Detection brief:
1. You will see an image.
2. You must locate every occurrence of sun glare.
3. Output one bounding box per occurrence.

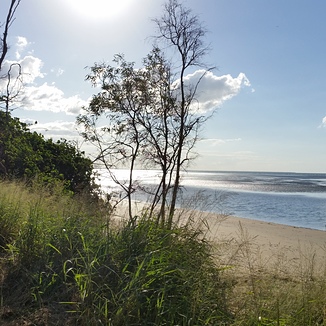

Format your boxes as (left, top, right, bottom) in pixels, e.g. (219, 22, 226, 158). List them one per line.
(67, 0, 132, 21)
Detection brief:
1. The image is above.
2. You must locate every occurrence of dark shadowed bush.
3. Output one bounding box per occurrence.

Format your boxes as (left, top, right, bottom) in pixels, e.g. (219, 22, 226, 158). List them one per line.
(0, 111, 97, 195)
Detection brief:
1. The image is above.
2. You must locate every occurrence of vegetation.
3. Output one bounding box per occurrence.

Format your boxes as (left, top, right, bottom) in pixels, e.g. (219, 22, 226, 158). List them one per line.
(0, 111, 96, 194)
(78, 0, 213, 227)
(0, 180, 231, 325)
(1, 1, 325, 325)
(0, 180, 326, 325)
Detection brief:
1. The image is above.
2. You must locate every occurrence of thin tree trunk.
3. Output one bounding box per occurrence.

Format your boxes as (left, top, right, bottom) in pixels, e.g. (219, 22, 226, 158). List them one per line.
(168, 66, 186, 228)
(0, 1, 21, 71)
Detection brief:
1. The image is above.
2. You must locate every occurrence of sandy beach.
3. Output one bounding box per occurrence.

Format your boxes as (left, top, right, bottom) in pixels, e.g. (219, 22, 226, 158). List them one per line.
(207, 213, 326, 251)
(195, 211, 326, 274)
(115, 203, 326, 273)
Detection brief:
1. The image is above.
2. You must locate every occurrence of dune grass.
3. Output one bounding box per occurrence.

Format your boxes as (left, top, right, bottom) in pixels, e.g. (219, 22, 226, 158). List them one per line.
(0, 180, 231, 325)
(0, 180, 325, 325)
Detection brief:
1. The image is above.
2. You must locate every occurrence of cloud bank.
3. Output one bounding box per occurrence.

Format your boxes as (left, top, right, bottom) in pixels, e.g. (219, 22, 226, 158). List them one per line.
(1, 37, 252, 131)
(28, 120, 78, 140)
(181, 70, 252, 113)
(0, 36, 86, 115)
(19, 82, 88, 115)
(199, 137, 242, 146)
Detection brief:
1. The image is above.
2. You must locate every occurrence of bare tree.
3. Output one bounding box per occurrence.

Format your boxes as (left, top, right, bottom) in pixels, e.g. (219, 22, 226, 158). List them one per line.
(0, 0, 23, 119)
(0, 0, 22, 72)
(153, 0, 212, 227)
(0, 62, 23, 119)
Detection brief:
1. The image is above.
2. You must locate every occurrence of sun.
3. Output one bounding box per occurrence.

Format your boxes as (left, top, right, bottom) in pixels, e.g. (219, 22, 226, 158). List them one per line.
(67, 0, 132, 21)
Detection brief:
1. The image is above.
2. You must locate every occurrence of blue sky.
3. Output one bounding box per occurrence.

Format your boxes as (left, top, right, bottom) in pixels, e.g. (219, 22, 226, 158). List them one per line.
(1, 0, 326, 172)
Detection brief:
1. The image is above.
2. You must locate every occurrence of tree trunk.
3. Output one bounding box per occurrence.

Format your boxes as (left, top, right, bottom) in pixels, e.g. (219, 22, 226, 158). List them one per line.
(168, 66, 186, 228)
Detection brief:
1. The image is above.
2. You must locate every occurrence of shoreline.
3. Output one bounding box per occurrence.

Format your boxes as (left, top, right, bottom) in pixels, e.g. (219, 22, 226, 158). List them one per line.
(115, 202, 326, 271)
(123, 201, 326, 249)
(196, 211, 326, 272)
(207, 213, 326, 245)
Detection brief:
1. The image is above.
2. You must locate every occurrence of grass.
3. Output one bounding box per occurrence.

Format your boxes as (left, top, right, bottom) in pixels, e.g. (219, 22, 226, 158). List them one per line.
(0, 180, 231, 325)
(216, 223, 326, 325)
(0, 180, 325, 325)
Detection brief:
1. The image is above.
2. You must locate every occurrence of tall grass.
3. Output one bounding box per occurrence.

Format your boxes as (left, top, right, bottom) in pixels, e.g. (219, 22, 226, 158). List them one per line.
(0, 180, 231, 325)
(1, 180, 326, 325)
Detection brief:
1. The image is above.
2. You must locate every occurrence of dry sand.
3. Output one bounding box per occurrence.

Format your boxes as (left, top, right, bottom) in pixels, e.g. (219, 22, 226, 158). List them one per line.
(115, 203, 326, 274)
(196, 211, 326, 274)
(207, 213, 326, 252)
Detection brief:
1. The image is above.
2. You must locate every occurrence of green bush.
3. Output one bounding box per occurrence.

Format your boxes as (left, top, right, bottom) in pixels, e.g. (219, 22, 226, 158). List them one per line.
(0, 111, 97, 195)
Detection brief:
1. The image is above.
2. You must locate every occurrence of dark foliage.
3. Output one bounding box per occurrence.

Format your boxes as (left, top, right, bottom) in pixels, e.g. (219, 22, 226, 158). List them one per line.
(0, 111, 96, 194)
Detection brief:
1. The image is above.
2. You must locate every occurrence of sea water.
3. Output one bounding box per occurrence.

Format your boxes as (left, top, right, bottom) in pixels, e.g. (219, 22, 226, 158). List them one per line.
(97, 169, 326, 231)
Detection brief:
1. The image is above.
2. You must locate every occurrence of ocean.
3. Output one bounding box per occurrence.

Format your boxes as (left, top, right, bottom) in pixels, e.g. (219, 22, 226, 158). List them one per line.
(97, 169, 326, 231)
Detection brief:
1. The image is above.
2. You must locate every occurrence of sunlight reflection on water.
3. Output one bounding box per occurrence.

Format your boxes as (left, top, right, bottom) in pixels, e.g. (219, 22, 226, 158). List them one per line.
(96, 169, 326, 230)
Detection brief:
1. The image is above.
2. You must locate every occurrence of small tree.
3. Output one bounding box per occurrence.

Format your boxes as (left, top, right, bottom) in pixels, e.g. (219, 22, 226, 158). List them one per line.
(153, 0, 212, 227)
(139, 48, 178, 224)
(78, 55, 147, 221)
(78, 49, 177, 223)
(139, 47, 210, 225)
(0, 0, 23, 119)
(78, 0, 213, 227)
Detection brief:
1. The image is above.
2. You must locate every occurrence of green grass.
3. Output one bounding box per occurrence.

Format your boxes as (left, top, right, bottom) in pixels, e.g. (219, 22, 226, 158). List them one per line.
(0, 180, 231, 325)
(0, 180, 326, 325)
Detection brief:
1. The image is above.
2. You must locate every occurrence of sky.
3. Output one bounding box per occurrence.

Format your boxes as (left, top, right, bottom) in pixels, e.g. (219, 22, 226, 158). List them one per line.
(1, 0, 326, 173)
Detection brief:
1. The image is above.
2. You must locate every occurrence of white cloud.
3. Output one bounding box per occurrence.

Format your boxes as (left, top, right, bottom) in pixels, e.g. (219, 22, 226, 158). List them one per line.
(0, 55, 44, 88)
(19, 82, 88, 115)
(200, 138, 242, 146)
(50, 67, 65, 77)
(29, 120, 78, 139)
(4, 37, 42, 83)
(178, 70, 251, 113)
(0, 37, 86, 116)
(1, 36, 250, 119)
(15, 36, 29, 59)
(20, 55, 45, 82)
(322, 116, 326, 127)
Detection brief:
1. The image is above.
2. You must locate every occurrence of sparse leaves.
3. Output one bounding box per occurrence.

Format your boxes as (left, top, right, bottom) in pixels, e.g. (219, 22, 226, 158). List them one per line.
(78, 0, 213, 227)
